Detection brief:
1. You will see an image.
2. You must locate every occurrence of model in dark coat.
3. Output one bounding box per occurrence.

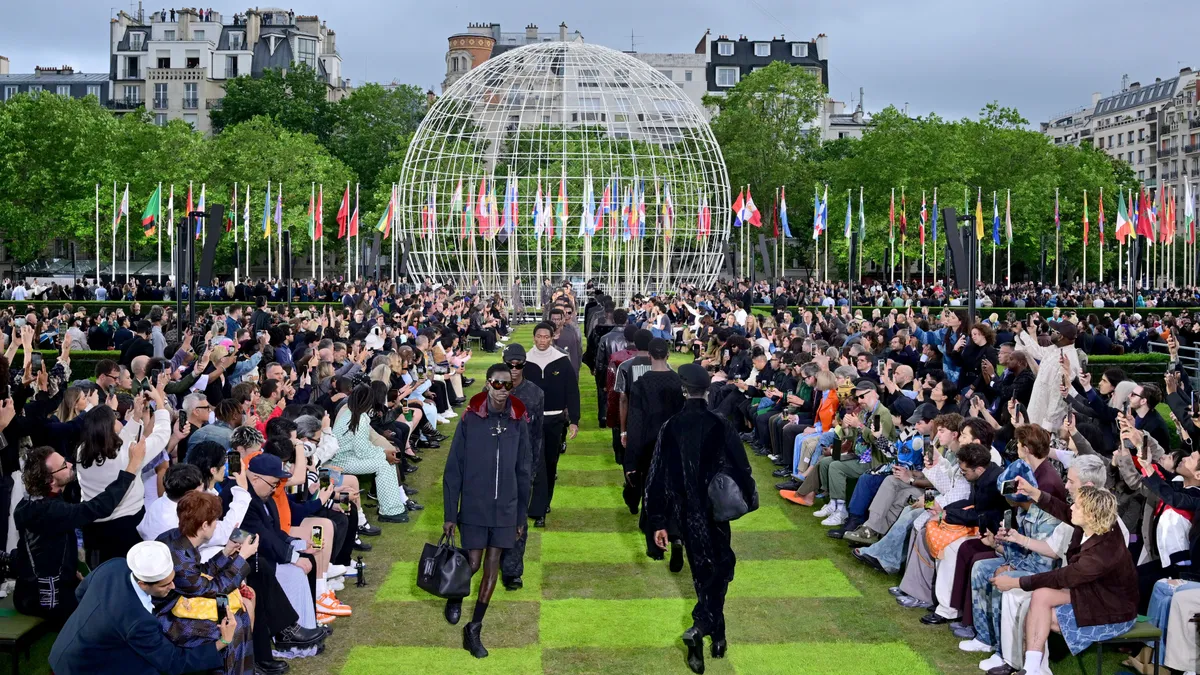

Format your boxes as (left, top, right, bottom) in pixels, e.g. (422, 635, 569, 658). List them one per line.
(625, 367, 685, 557)
(500, 358, 545, 590)
(644, 388, 756, 673)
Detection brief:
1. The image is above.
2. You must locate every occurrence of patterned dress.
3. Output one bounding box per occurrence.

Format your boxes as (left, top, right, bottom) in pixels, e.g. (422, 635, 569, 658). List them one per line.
(970, 504, 1060, 648)
(156, 528, 254, 675)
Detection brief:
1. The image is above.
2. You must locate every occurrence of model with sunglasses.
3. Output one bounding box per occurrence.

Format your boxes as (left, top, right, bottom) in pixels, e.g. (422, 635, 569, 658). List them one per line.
(442, 363, 533, 658)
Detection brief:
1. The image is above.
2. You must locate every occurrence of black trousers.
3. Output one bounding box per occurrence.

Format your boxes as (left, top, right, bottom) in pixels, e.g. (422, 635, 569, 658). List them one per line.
(595, 374, 608, 427)
(247, 566, 300, 663)
(469, 328, 497, 351)
(685, 526, 735, 641)
(529, 414, 567, 518)
(500, 528, 528, 581)
(82, 508, 146, 568)
(430, 379, 451, 413)
(612, 427, 623, 465)
(315, 505, 354, 567)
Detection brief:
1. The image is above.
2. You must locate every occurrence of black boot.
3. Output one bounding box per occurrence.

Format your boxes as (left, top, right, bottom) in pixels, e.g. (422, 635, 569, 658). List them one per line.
(682, 626, 705, 674)
(711, 638, 727, 659)
(444, 599, 462, 625)
(462, 621, 489, 658)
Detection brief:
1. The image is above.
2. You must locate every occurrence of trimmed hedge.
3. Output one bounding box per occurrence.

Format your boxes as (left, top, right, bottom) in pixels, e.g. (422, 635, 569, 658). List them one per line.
(752, 305, 1195, 319)
(1089, 353, 1170, 364)
(16, 350, 122, 379)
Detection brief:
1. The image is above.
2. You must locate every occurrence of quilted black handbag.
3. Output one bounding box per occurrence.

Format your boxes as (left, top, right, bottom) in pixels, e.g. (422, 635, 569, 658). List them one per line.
(416, 532, 473, 599)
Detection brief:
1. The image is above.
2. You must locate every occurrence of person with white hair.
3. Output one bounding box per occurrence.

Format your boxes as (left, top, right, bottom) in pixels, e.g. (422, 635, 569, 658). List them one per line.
(48, 540, 234, 674)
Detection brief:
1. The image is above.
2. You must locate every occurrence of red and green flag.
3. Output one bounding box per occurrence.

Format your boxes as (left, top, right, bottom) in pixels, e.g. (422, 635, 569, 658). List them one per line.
(141, 184, 161, 236)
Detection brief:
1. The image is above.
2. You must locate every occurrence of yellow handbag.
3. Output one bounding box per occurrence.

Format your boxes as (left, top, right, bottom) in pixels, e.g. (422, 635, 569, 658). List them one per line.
(170, 574, 244, 621)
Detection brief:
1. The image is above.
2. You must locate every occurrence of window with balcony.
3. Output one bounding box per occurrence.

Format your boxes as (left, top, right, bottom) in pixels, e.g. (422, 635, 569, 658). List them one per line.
(792, 43, 808, 58)
(122, 84, 140, 105)
(754, 43, 770, 57)
(297, 38, 317, 69)
(86, 85, 101, 98)
(56, 85, 71, 97)
(1118, 135, 1124, 147)
(226, 55, 238, 78)
(125, 56, 140, 79)
(158, 57, 170, 68)
(3, 86, 17, 100)
(186, 57, 200, 68)
(130, 31, 144, 50)
(154, 83, 168, 109)
(183, 83, 198, 109)
(717, 42, 733, 56)
(716, 67, 739, 87)
(1128, 131, 1134, 143)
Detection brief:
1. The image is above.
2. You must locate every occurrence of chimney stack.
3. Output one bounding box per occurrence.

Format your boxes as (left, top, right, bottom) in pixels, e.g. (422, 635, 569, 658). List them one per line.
(0, 56, 8, 75)
(815, 33, 829, 61)
(559, 22, 567, 42)
(1091, 91, 1101, 107)
(526, 23, 538, 43)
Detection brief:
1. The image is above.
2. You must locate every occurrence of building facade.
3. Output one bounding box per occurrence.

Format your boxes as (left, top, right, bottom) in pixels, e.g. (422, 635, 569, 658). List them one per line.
(110, 6, 349, 134)
(0, 66, 111, 104)
(1041, 67, 1199, 228)
(442, 22, 582, 93)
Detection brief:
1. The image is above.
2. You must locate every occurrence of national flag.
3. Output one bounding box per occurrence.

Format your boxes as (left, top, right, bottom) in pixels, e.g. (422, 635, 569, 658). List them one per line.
(1097, 189, 1105, 245)
(1186, 182, 1196, 244)
(224, 187, 235, 233)
(600, 180, 612, 217)
(811, 185, 821, 240)
(843, 190, 852, 239)
(918, 191, 927, 246)
(888, 188, 895, 244)
(241, 185, 249, 238)
(698, 193, 711, 238)
(992, 191, 1000, 245)
(462, 178, 474, 240)
(769, 190, 779, 238)
(580, 175, 595, 236)
(475, 176, 488, 237)
(662, 182, 674, 237)
(732, 188, 745, 227)
(1136, 186, 1154, 243)
(1168, 190, 1177, 243)
(141, 184, 161, 236)
(622, 185, 633, 241)
(780, 186, 792, 238)
(1148, 190, 1160, 242)
(488, 176, 501, 238)
(315, 185, 323, 240)
(348, 187, 359, 237)
(1115, 191, 1132, 242)
(307, 190, 316, 239)
(422, 183, 437, 238)
(336, 185, 349, 239)
(544, 188, 554, 239)
(375, 189, 394, 237)
(975, 189, 984, 241)
(818, 186, 828, 234)
(858, 188, 866, 239)
(449, 179, 464, 239)
(555, 172, 568, 238)
(186, 183, 194, 229)
(112, 184, 129, 233)
(261, 182, 271, 238)
(272, 188, 281, 240)
(502, 174, 516, 236)
(637, 181, 648, 237)
(899, 189, 908, 242)
(532, 175, 544, 239)
(746, 187, 761, 227)
(1082, 191, 1089, 246)
(931, 190, 938, 245)
(196, 184, 206, 240)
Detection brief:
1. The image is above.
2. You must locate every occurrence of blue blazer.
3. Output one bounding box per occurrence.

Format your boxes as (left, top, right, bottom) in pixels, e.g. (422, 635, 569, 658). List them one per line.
(48, 558, 222, 675)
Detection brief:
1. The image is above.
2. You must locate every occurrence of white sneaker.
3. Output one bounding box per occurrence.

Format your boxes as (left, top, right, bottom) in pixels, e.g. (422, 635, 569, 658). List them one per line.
(328, 577, 345, 592)
(442, 410, 457, 418)
(813, 503, 834, 518)
(820, 508, 847, 527)
(437, 415, 453, 425)
(326, 564, 347, 579)
(978, 654, 1005, 671)
(958, 639, 992, 653)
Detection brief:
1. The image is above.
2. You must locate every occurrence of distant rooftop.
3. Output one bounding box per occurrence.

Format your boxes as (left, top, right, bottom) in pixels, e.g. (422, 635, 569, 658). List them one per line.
(1094, 78, 1179, 117)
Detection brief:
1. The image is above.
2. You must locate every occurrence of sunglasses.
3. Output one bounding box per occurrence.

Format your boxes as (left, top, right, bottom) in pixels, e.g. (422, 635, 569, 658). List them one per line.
(855, 393, 870, 401)
(507, 361, 526, 369)
(488, 379, 514, 391)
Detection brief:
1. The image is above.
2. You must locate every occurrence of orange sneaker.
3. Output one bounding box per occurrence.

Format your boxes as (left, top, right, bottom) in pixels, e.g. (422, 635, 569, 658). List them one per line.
(780, 490, 814, 506)
(317, 592, 352, 616)
(317, 612, 338, 625)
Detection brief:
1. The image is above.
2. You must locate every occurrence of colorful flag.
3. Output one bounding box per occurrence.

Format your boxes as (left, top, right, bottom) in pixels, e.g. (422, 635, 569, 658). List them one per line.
(449, 179, 464, 239)
(818, 186, 828, 235)
(315, 185, 323, 241)
(348, 187, 359, 237)
(1115, 191, 1132, 243)
(662, 182, 674, 238)
(811, 185, 821, 240)
(196, 184, 206, 240)
(141, 184, 161, 236)
(932, 190, 938, 245)
(637, 181, 647, 237)
(580, 175, 595, 236)
(732, 188, 745, 228)
(543, 188, 554, 239)
(622, 185, 633, 241)
(992, 191, 1000, 245)
(769, 190, 779, 238)
(918, 191, 927, 246)
(186, 183, 194, 229)
(555, 171, 568, 238)
(261, 182, 271, 238)
(336, 185, 349, 239)
(1082, 191, 1089, 246)
(780, 186, 791, 238)
(225, 187, 236, 233)
(532, 175, 544, 239)
(746, 187, 761, 227)
(1136, 186, 1154, 243)
(899, 189, 908, 242)
(242, 185, 249, 238)
(272, 187, 281, 240)
(975, 189, 984, 241)
(475, 176, 488, 237)
(113, 184, 128, 233)
(1186, 182, 1196, 245)
(843, 190, 852, 239)
(307, 190, 316, 239)
(698, 193, 711, 238)
(502, 174, 516, 236)
(462, 178, 474, 240)
(375, 189, 394, 237)
(1097, 189, 1105, 245)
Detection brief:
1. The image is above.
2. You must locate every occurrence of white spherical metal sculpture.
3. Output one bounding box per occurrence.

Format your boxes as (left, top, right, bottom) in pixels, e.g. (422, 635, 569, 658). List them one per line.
(396, 41, 730, 300)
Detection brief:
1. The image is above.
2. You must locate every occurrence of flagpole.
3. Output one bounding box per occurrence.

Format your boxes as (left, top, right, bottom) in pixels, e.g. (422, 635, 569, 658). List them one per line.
(932, 188, 939, 287)
(1098, 188, 1104, 285)
(311, 182, 316, 280)
(920, 190, 926, 287)
(94, 183, 100, 285)
(1083, 189, 1087, 288)
(157, 181, 163, 283)
(1054, 187, 1060, 288)
(319, 185, 324, 282)
(858, 187, 864, 283)
(170, 185, 175, 282)
(244, 184, 250, 278)
(111, 182, 117, 287)
(1005, 189, 1011, 288)
(278, 181, 284, 281)
(992, 190, 997, 286)
(231, 182, 237, 284)
(354, 183, 360, 281)
(124, 183, 131, 283)
(890, 187, 895, 285)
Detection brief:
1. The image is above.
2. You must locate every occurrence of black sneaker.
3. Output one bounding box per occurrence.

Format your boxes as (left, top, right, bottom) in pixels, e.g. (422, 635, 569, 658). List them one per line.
(533, 517, 546, 528)
(463, 621, 489, 658)
(274, 623, 326, 649)
(444, 599, 462, 625)
(358, 523, 382, 537)
(405, 500, 424, 511)
(503, 576, 523, 591)
(378, 512, 410, 523)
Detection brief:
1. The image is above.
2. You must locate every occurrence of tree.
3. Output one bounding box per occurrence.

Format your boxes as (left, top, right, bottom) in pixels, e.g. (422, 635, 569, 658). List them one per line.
(0, 93, 119, 263)
(328, 83, 428, 192)
(210, 65, 334, 142)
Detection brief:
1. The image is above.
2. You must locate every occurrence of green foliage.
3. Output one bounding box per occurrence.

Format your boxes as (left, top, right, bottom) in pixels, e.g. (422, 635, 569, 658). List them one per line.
(1089, 352, 1170, 364)
(210, 64, 334, 142)
(327, 83, 428, 191)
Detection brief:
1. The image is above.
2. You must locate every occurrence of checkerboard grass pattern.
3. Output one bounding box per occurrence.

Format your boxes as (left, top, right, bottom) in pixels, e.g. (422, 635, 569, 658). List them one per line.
(20, 325, 1126, 674)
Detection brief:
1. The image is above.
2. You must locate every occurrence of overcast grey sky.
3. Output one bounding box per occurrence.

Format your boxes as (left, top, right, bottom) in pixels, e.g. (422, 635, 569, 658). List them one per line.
(4, 0, 1199, 124)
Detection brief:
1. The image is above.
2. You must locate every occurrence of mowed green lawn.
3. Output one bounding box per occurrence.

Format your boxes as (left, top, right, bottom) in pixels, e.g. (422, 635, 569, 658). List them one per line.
(19, 325, 1132, 674)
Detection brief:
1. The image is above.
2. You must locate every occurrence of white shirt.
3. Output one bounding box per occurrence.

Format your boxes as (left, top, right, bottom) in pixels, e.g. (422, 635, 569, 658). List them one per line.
(130, 573, 154, 614)
(734, 308, 748, 326)
(138, 485, 252, 561)
(77, 409, 171, 522)
(11, 286, 26, 301)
